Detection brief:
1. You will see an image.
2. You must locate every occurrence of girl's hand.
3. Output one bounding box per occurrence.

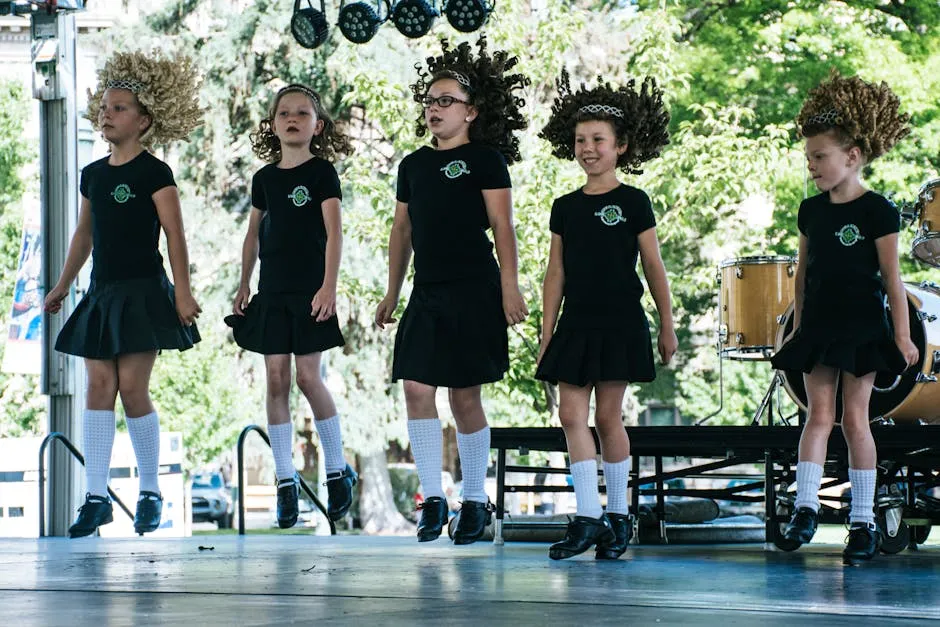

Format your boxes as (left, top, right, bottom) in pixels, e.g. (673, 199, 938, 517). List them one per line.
(896, 335, 919, 370)
(374, 295, 398, 330)
(175, 288, 202, 327)
(658, 327, 678, 365)
(232, 284, 251, 316)
(311, 285, 337, 322)
(502, 286, 528, 326)
(44, 283, 68, 314)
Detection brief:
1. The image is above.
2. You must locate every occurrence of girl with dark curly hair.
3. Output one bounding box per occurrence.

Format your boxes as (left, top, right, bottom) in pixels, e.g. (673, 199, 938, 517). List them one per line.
(536, 70, 676, 561)
(225, 83, 357, 529)
(771, 70, 916, 565)
(374, 36, 529, 545)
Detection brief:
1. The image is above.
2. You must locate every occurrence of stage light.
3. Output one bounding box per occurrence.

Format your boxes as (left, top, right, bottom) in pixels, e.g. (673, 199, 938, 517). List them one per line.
(291, 0, 330, 49)
(443, 0, 492, 33)
(390, 0, 438, 39)
(338, 1, 386, 44)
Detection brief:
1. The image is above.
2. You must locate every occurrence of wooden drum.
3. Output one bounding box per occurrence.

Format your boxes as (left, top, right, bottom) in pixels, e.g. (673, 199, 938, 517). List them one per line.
(913, 179, 940, 267)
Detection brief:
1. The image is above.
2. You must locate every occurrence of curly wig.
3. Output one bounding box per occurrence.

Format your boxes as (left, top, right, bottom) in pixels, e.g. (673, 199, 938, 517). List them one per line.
(250, 84, 352, 164)
(86, 50, 203, 149)
(797, 68, 910, 162)
(539, 69, 670, 175)
(410, 35, 529, 165)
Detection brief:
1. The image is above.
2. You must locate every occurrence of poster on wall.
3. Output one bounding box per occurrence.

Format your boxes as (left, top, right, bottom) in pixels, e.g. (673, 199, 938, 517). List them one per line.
(2, 198, 42, 375)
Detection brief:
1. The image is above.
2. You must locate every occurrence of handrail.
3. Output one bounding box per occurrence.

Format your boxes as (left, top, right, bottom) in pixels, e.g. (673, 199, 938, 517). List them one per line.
(236, 424, 335, 536)
(38, 431, 134, 537)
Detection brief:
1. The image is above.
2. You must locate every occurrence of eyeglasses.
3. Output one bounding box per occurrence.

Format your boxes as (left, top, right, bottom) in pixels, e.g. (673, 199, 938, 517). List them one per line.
(421, 95, 470, 109)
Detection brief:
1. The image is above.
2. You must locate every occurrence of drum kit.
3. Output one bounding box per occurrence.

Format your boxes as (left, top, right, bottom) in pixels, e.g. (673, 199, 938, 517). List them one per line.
(712, 179, 940, 425)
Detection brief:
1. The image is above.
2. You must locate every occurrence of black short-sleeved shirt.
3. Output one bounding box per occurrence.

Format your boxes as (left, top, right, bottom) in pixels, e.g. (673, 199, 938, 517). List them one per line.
(251, 158, 342, 294)
(551, 184, 656, 328)
(797, 190, 899, 339)
(80, 151, 175, 282)
(396, 143, 511, 284)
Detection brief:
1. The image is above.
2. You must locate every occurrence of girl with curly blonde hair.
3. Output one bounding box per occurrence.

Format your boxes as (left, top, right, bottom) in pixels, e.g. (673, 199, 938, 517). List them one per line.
(771, 70, 916, 565)
(44, 50, 203, 538)
(225, 84, 356, 528)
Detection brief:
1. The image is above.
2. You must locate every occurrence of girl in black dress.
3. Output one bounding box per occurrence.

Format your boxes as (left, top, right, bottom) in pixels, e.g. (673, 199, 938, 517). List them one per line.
(374, 37, 529, 544)
(771, 70, 917, 565)
(537, 71, 676, 560)
(226, 84, 357, 528)
(43, 51, 203, 538)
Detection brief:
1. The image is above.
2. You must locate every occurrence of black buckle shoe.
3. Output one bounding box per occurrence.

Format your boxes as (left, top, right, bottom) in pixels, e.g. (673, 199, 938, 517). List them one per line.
(452, 500, 494, 545)
(326, 464, 358, 521)
(416, 496, 449, 542)
(596, 512, 634, 560)
(276, 476, 300, 529)
(134, 491, 163, 535)
(68, 493, 114, 538)
(549, 515, 616, 560)
(783, 507, 818, 546)
(843, 522, 881, 566)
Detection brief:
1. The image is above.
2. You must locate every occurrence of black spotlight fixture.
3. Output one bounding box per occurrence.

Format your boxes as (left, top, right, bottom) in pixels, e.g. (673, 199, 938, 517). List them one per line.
(291, 0, 330, 49)
(443, 0, 492, 33)
(338, 1, 387, 44)
(390, 0, 438, 39)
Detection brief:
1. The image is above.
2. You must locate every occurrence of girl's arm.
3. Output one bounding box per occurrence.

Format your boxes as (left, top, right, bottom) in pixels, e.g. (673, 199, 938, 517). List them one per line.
(876, 233, 919, 368)
(539, 233, 565, 363)
(638, 227, 677, 365)
(375, 201, 413, 329)
(791, 234, 808, 330)
(44, 196, 93, 313)
(483, 187, 528, 326)
(154, 186, 201, 326)
(311, 197, 342, 321)
(233, 207, 263, 315)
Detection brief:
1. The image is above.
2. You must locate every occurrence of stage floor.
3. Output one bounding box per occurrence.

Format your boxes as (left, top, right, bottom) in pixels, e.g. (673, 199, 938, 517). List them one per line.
(1, 536, 937, 625)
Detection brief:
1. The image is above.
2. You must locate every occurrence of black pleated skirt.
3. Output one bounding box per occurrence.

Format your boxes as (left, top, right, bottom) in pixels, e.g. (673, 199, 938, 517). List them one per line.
(55, 272, 200, 359)
(771, 328, 905, 377)
(392, 276, 508, 388)
(224, 291, 344, 355)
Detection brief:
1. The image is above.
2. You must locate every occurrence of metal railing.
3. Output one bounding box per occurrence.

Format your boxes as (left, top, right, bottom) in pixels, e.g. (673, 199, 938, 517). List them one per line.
(236, 425, 335, 536)
(38, 431, 134, 537)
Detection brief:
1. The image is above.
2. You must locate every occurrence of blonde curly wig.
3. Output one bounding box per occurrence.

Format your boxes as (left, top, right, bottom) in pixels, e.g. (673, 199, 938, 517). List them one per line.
(86, 50, 203, 149)
(797, 68, 910, 162)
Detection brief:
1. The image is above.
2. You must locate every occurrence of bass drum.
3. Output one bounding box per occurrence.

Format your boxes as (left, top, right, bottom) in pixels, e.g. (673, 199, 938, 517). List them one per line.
(775, 282, 940, 423)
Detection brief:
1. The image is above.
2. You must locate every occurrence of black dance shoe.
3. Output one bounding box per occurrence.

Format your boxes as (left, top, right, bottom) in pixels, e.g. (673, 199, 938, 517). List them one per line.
(133, 491, 164, 535)
(276, 476, 300, 529)
(452, 500, 494, 545)
(326, 464, 358, 521)
(549, 515, 615, 560)
(68, 493, 114, 538)
(783, 507, 818, 545)
(843, 522, 881, 566)
(595, 512, 634, 560)
(416, 496, 449, 542)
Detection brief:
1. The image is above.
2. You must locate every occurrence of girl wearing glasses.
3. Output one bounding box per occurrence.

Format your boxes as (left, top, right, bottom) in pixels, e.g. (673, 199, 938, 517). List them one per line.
(375, 36, 529, 545)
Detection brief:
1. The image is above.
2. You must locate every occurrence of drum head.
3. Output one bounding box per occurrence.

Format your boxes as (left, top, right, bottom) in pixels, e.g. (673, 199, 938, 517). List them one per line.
(912, 234, 940, 268)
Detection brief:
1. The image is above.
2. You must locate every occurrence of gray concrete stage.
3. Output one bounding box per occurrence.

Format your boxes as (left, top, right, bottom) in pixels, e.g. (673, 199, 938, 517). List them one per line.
(0, 536, 938, 625)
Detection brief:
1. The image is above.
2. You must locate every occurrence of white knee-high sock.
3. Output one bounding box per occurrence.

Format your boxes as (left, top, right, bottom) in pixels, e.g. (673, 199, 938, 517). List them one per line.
(314, 415, 346, 475)
(83, 409, 116, 498)
(570, 459, 603, 519)
(408, 418, 444, 499)
(127, 411, 161, 494)
(268, 422, 296, 482)
(603, 457, 630, 515)
(848, 468, 877, 525)
(456, 426, 490, 504)
(794, 461, 823, 512)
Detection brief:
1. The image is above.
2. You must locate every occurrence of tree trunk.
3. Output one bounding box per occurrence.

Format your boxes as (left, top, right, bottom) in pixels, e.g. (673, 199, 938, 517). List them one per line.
(358, 449, 415, 535)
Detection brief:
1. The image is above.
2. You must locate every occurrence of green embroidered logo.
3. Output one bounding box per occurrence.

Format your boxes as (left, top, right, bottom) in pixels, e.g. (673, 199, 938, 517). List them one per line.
(111, 184, 135, 204)
(440, 159, 470, 179)
(835, 224, 865, 247)
(595, 204, 627, 226)
(288, 185, 311, 207)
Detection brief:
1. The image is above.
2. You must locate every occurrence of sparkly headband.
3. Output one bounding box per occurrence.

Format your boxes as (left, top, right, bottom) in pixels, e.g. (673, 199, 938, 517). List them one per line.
(442, 71, 472, 89)
(805, 108, 845, 127)
(578, 104, 624, 118)
(106, 78, 145, 94)
(277, 84, 320, 104)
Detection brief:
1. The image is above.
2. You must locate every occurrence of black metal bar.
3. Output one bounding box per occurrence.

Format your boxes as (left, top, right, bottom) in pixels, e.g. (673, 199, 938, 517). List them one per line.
(764, 450, 775, 544)
(38, 431, 134, 537)
(236, 424, 334, 536)
(655, 455, 666, 543)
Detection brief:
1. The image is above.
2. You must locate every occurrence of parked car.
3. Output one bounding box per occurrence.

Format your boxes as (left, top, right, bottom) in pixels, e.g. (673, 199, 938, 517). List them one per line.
(191, 472, 233, 529)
